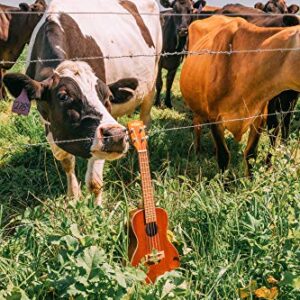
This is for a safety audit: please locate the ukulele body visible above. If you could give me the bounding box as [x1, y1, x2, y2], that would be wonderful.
[129, 207, 180, 283]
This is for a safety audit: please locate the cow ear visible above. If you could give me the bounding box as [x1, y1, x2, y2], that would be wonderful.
[0, 13, 10, 41]
[194, 0, 206, 10]
[283, 15, 300, 26]
[160, 0, 172, 8]
[31, 0, 47, 12]
[108, 78, 138, 104]
[19, 3, 30, 11]
[288, 4, 299, 14]
[254, 2, 265, 11]
[3, 73, 45, 100]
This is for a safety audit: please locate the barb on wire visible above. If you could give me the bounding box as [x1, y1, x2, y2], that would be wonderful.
[1, 110, 299, 152]
[150, 110, 300, 136]
[1, 11, 298, 17]
[4, 46, 300, 67]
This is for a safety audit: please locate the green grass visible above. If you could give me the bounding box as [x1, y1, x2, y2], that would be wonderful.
[0, 53, 299, 299]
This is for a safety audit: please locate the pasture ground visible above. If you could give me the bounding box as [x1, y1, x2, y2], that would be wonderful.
[0, 51, 299, 299]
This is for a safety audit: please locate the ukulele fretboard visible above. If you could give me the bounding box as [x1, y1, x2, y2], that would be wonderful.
[138, 150, 157, 224]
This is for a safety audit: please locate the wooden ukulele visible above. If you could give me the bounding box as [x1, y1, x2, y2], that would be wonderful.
[127, 120, 180, 283]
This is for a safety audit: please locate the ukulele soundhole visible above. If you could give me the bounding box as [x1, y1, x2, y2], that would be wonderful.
[146, 222, 158, 237]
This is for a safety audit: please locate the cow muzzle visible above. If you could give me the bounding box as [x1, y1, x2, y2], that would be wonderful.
[91, 124, 129, 160]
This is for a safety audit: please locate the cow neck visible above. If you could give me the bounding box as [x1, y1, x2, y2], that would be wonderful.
[137, 149, 156, 224]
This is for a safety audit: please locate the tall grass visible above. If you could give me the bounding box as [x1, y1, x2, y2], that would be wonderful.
[0, 53, 299, 299]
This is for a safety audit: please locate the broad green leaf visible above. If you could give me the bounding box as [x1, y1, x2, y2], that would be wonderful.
[70, 224, 83, 240]
[115, 271, 127, 289]
[77, 246, 104, 279]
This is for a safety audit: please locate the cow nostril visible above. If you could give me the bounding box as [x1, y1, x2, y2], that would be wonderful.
[100, 127, 112, 139]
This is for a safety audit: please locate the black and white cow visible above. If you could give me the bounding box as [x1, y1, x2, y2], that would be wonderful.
[4, 0, 162, 205]
[155, 0, 206, 108]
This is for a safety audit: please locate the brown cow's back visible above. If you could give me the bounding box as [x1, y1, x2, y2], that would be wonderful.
[180, 16, 294, 140]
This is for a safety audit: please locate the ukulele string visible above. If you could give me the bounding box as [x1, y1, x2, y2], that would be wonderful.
[141, 152, 159, 252]
[138, 153, 153, 252]
[139, 136, 161, 254]
[147, 235, 152, 253]
[151, 222, 159, 250]
[153, 222, 161, 251]
[151, 220, 160, 251]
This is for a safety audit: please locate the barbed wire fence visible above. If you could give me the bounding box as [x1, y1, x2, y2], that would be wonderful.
[0, 10, 299, 16]
[0, 10, 299, 159]
[0, 109, 299, 152]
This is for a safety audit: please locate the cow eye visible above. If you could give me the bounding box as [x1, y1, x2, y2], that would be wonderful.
[58, 92, 72, 102]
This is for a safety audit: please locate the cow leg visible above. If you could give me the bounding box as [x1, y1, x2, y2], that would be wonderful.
[210, 124, 230, 172]
[0, 69, 7, 100]
[85, 158, 105, 206]
[193, 114, 202, 154]
[155, 65, 163, 107]
[47, 132, 81, 199]
[165, 68, 177, 108]
[140, 87, 155, 127]
[244, 117, 264, 177]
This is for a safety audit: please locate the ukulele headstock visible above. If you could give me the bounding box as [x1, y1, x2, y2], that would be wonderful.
[127, 120, 148, 151]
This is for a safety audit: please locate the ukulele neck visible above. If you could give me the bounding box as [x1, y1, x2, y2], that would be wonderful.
[138, 150, 156, 224]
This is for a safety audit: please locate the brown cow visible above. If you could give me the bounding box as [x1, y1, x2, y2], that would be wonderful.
[0, 0, 46, 99]
[255, 0, 299, 14]
[180, 16, 300, 175]
[215, 3, 300, 164]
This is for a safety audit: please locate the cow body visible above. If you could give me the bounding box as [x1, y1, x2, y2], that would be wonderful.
[217, 4, 299, 27]
[215, 3, 300, 162]
[155, 0, 204, 108]
[180, 16, 300, 175]
[0, 0, 46, 99]
[4, 0, 162, 205]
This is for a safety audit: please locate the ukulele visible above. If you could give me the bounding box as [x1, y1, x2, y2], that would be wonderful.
[127, 120, 180, 283]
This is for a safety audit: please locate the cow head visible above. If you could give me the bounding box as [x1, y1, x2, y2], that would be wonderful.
[4, 61, 138, 160]
[160, 0, 194, 37]
[19, 0, 47, 15]
[254, 0, 299, 14]
[192, 0, 207, 13]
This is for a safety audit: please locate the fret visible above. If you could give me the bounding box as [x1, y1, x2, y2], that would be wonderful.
[137, 150, 157, 223]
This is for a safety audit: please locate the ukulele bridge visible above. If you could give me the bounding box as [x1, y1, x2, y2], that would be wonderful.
[145, 250, 165, 265]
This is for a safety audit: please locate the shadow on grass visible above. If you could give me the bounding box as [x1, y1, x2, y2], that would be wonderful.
[0, 145, 90, 221]
[0, 101, 245, 223]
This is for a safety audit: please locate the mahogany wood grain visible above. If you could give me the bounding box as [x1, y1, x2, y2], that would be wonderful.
[129, 208, 180, 283]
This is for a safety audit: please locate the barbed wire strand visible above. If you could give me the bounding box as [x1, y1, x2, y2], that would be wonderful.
[3, 152, 299, 233]
[1, 11, 299, 17]
[0, 109, 299, 151]
[4, 46, 300, 67]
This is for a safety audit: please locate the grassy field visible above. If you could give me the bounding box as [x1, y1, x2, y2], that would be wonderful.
[0, 51, 299, 299]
